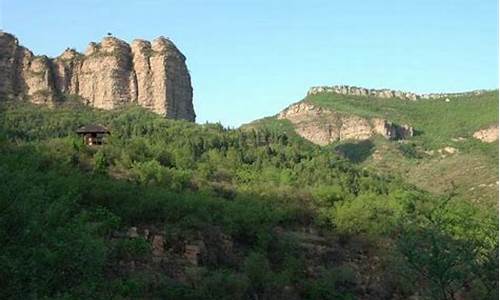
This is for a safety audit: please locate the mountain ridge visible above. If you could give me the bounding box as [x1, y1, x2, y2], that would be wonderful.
[307, 84, 491, 101]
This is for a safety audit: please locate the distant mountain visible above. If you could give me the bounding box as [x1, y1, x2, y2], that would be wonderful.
[244, 85, 499, 205]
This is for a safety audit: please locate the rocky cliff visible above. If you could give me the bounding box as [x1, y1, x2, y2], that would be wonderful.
[0, 32, 195, 121]
[308, 85, 487, 100]
[278, 102, 413, 145]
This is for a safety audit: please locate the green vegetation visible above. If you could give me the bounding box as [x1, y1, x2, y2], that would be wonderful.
[0, 101, 497, 299]
[294, 91, 499, 206]
[308, 91, 498, 152]
[241, 116, 300, 141]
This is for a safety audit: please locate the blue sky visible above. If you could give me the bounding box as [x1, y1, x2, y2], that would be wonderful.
[1, 0, 498, 127]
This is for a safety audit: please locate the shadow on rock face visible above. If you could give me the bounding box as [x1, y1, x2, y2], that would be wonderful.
[334, 140, 375, 163]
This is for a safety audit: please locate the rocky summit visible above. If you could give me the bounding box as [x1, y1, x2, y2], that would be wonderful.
[0, 32, 195, 121]
[308, 85, 487, 101]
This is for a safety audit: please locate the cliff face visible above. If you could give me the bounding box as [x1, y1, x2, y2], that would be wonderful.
[308, 85, 487, 100]
[0, 33, 57, 104]
[278, 102, 413, 145]
[0, 32, 195, 121]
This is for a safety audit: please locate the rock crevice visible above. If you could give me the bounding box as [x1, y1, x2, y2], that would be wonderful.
[0, 32, 195, 121]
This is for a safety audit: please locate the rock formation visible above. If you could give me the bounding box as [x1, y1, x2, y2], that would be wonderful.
[0, 32, 195, 121]
[473, 125, 498, 143]
[0, 33, 57, 104]
[307, 85, 487, 101]
[278, 102, 413, 145]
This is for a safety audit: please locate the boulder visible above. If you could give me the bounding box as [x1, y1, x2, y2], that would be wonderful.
[127, 227, 139, 238]
[443, 146, 458, 154]
[152, 234, 165, 256]
[184, 241, 206, 266]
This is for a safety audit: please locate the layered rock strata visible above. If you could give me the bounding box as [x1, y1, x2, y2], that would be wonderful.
[278, 102, 413, 145]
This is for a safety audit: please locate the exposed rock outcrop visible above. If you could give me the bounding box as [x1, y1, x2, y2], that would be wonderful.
[473, 125, 498, 143]
[151, 235, 166, 257]
[0, 32, 19, 100]
[308, 85, 487, 101]
[78, 37, 136, 109]
[278, 102, 413, 145]
[438, 146, 459, 157]
[0, 32, 195, 121]
[0, 32, 57, 104]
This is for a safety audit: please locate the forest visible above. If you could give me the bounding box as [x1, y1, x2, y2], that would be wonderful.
[0, 101, 497, 299]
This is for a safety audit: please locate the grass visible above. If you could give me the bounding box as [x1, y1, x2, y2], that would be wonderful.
[357, 137, 499, 207]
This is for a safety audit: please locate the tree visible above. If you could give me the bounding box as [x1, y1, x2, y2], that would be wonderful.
[94, 150, 108, 174]
[395, 198, 497, 300]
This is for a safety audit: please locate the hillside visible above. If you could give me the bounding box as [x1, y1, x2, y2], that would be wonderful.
[246, 88, 499, 206]
[1, 100, 497, 299]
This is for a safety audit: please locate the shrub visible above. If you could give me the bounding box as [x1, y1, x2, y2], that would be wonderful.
[398, 142, 422, 159]
[198, 270, 249, 300]
[110, 238, 151, 260]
